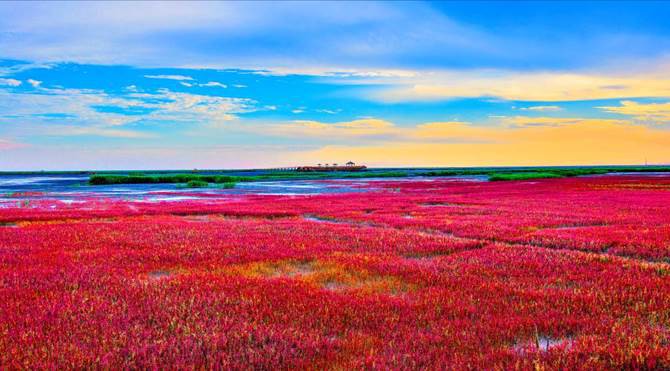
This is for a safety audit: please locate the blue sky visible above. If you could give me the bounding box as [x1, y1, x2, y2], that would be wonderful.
[1, 1, 670, 169]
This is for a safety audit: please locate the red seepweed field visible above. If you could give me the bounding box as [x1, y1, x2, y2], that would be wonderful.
[1, 175, 670, 369]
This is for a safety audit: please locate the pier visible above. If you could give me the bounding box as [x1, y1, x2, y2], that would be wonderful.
[266, 162, 367, 172]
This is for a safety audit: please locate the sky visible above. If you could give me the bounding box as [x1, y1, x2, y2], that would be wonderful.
[1, 1, 670, 170]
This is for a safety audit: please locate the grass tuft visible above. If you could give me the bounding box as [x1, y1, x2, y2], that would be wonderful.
[184, 180, 209, 188]
[489, 172, 564, 181]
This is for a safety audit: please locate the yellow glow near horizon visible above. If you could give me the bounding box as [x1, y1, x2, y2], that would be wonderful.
[371, 70, 670, 102]
[281, 118, 670, 167]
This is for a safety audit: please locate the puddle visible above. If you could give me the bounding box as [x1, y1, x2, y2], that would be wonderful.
[545, 223, 608, 231]
[302, 214, 377, 228]
[323, 281, 346, 291]
[513, 335, 573, 354]
[0, 222, 18, 227]
[146, 196, 201, 202]
[303, 214, 347, 224]
[148, 270, 173, 280]
[420, 202, 458, 207]
[182, 215, 213, 222]
[281, 261, 315, 277]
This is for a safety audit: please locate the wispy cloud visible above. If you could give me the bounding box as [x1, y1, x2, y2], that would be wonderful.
[0, 86, 139, 128]
[199, 81, 227, 88]
[26, 79, 42, 88]
[366, 69, 670, 102]
[254, 67, 420, 77]
[144, 74, 194, 81]
[316, 109, 341, 115]
[264, 118, 398, 139]
[0, 62, 54, 77]
[0, 138, 27, 150]
[41, 126, 154, 138]
[0, 84, 257, 139]
[599, 100, 670, 123]
[131, 89, 256, 124]
[502, 116, 627, 128]
[0, 78, 21, 86]
[179, 81, 228, 88]
[254, 115, 643, 147]
[518, 105, 562, 112]
[0, 2, 514, 70]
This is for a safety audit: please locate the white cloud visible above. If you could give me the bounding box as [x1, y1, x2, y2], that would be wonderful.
[0, 78, 21, 86]
[316, 109, 341, 114]
[0, 87, 138, 128]
[178, 81, 228, 88]
[26, 79, 42, 88]
[0, 62, 54, 77]
[0, 85, 257, 139]
[144, 74, 194, 81]
[518, 105, 561, 112]
[132, 89, 255, 123]
[253, 67, 419, 77]
[199, 81, 227, 88]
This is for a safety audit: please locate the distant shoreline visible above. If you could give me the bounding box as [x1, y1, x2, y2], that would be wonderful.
[76, 166, 670, 185]
[1, 164, 670, 176]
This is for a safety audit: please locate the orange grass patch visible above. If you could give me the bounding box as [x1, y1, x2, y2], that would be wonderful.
[226, 259, 414, 295]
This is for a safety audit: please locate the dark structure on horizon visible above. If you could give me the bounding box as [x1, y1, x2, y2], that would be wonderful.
[296, 161, 367, 172]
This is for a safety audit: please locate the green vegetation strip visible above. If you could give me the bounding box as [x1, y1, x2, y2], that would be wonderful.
[488, 172, 564, 181]
[183, 180, 209, 188]
[88, 171, 409, 186]
[487, 167, 670, 181]
[87, 166, 670, 185]
[427, 166, 670, 181]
